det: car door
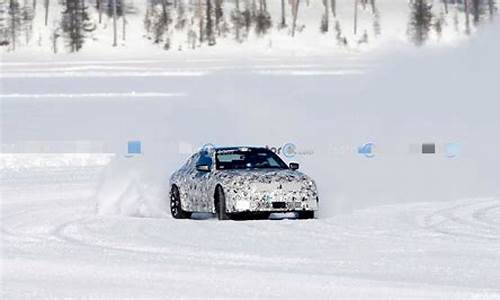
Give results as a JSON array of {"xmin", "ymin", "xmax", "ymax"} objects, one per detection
[{"xmin": 193, "ymin": 150, "xmax": 214, "ymax": 212}]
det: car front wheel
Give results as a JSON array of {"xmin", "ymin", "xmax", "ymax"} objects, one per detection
[{"xmin": 297, "ymin": 211, "xmax": 315, "ymax": 219}]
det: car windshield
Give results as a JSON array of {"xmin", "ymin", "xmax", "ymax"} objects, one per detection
[{"xmin": 215, "ymin": 148, "xmax": 288, "ymax": 170}]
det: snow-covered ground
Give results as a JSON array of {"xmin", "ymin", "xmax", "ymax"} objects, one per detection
[
  {"xmin": 1, "ymin": 18, "xmax": 500, "ymax": 299},
  {"xmin": 2, "ymin": 165, "xmax": 500, "ymax": 298}
]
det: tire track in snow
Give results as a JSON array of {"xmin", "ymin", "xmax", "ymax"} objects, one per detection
[
  {"xmin": 422, "ymin": 199, "xmax": 500, "ymax": 242},
  {"xmin": 49, "ymin": 216, "xmax": 316, "ymax": 270},
  {"xmin": 472, "ymin": 204, "xmax": 500, "ymax": 227}
]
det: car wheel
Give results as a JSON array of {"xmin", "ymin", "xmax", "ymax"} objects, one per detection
[
  {"xmin": 297, "ymin": 211, "xmax": 315, "ymax": 219},
  {"xmin": 215, "ymin": 186, "xmax": 230, "ymax": 221},
  {"xmin": 170, "ymin": 186, "xmax": 192, "ymax": 219}
]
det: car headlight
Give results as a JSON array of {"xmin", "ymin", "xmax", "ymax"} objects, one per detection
[{"xmin": 235, "ymin": 200, "xmax": 250, "ymax": 211}]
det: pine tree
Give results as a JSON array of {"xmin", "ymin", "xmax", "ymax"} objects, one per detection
[
  {"xmin": 231, "ymin": 0, "xmax": 245, "ymax": 41},
  {"xmin": 408, "ymin": 0, "xmax": 433, "ymax": 46},
  {"xmin": 61, "ymin": 0, "xmax": 95, "ymax": 52},
  {"xmin": 144, "ymin": 0, "xmax": 173, "ymax": 48},
  {"xmin": 205, "ymin": 0, "xmax": 215, "ymax": 45},
  {"xmin": 0, "ymin": 0, "xmax": 10, "ymax": 46},
  {"xmin": 471, "ymin": 0, "xmax": 484, "ymax": 24},
  {"xmin": 254, "ymin": 0, "xmax": 271, "ymax": 35},
  {"xmin": 6, "ymin": 0, "xmax": 22, "ymax": 50}
]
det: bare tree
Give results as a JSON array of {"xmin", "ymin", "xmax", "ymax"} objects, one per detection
[
  {"xmin": 9, "ymin": 0, "xmax": 17, "ymax": 50},
  {"xmin": 330, "ymin": 0, "xmax": 336, "ymax": 17},
  {"xmin": 280, "ymin": 0, "xmax": 285, "ymax": 27},
  {"xmin": 334, "ymin": 20, "xmax": 347, "ymax": 46},
  {"xmin": 234, "ymin": 0, "xmax": 240, "ymax": 38},
  {"xmin": 464, "ymin": 0, "xmax": 470, "ymax": 34},
  {"xmin": 44, "ymin": 0, "xmax": 48, "ymax": 25},
  {"xmin": 321, "ymin": 0, "xmax": 329, "ymax": 33},
  {"xmin": 373, "ymin": 7, "xmax": 381, "ymax": 36},
  {"xmin": 112, "ymin": 0, "xmax": 117, "ymax": 46},
  {"xmin": 197, "ymin": 0, "xmax": 204, "ymax": 43},
  {"xmin": 291, "ymin": 0, "xmax": 300, "ymax": 37},
  {"xmin": 214, "ymin": 0, "xmax": 223, "ymax": 35},
  {"xmin": 23, "ymin": 0, "xmax": 34, "ymax": 45},
  {"xmin": 51, "ymin": 28, "xmax": 59, "ymax": 53},
  {"xmin": 354, "ymin": 0, "xmax": 358, "ymax": 34},
  {"xmin": 122, "ymin": 0, "xmax": 126, "ymax": 41},
  {"xmin": 259, "ymin": 0, "xmax": 266, "ymax": 10},
  {"xmin": 471, "ymin": 0, "xmax": 481, "ymax": 24},
  {"xmin": 206, "ymin": 0, "xmax": 215, "ymax": 45},
  {"xmin": 96, "ymin": 0, "xmax": 102, "ymax": 23},
  {"xmin": 488, "ymin": 0, "xmax": 496, "ymax": 18},
  {"xmin": 370, "ymin": 0, "xmax": 376, "ymax": 14}
]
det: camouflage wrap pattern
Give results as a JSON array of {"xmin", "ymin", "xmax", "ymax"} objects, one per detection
[{"xmin": 170, "ymin": 149, "xmax": 319, "ymax": 214}]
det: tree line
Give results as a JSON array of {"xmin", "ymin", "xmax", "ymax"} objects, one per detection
[{"xmin": 0, "ymin": 0, "xmax": 497, "ymax": 53}]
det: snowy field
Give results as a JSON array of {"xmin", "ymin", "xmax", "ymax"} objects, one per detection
[
  {"xmin": 2, "ymin": 21, "xmax": 500, "ymax": 298},
  {"xmin": 2, "ymin": 165, "xmax": 500, "ymax": 298}
]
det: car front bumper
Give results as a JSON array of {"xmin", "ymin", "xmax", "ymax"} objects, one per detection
[{"xmin": 228, "ymin": 195, "xmax": 319, "ymax": 213}]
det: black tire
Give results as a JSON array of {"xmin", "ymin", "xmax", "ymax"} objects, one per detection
[
  {"xmin": 231, "ymin": 212, "xmax": 269, "ymax": 221},
  {"xmin": 297, "ymin": 211, "xmax": 315, "ymax": 219},
  {"xmin": 215, "ymin": 186, "xmax": 230, "ymax": 221},
  {"xmin": 170, "ymin": 186, "xmax": 192, "ymax": 219},
  {"xmin": 254, "ymin": 212, "xmax": 271, "ymax": 220}
]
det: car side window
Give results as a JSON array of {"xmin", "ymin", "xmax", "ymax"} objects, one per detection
[{"xmin": 196, "ymin": 151, "xmax": 213, "ymax": 169}]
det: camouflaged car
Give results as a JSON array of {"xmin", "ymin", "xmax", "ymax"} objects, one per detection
[{"xmin": 169, "ymin": 146, "xmax": 319, "ymax": 220}]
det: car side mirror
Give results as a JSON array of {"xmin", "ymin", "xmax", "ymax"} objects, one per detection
[
  {"xmin": 196, "ymin": 164, "xmax": 211, "ymax": 172},
  {"xmin": 289, "ymin": 162, "xmax": 299, "ymax": 170}
]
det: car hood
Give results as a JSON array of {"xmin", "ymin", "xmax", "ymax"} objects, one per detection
[{"xmin": 215, "ymin": 168, "xmax": 312, "ymax": 188}]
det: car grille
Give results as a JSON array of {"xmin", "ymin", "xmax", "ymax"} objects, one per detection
[
  {"xmin": 253, "ymin": 182, "xmax": 301, "ymax": 193},
  {"xmin": 272, "ymin": 202, "xmax": 287, "ymax": 209}
]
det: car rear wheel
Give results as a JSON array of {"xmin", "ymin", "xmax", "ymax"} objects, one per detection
[
  {"xmin": 215, "ymin": 186, "xmax": 230, "ymax": 221},
  {"xmin": 170, "ymin": 186, "xmax": 192, "ymax": 219},
  {"xmin": 297, "ymin": 211, "xmax": 315, "ymax": 219}
]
